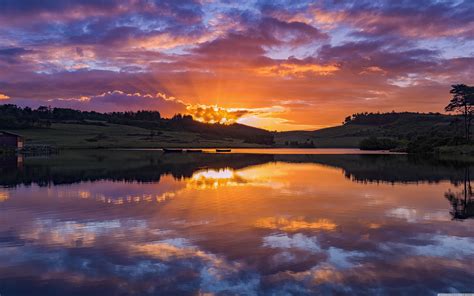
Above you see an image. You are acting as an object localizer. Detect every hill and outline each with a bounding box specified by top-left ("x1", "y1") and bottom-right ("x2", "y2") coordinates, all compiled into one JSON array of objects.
[
  {"x1": 276, "y1": 112, "x2": 466, "y2": 151},
  {"x1": 2, "y1": 105, "x2": 471, "y2": 152},
  {"x1": 0, "y1": 104, "x2": 274, "y2": 148}
]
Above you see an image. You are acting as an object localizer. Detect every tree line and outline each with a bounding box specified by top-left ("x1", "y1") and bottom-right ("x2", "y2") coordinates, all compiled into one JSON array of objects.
[
  {"x1": 0, "y1": 104, "x2": 166, "y2": 128},
  {"x1": 343, "y1": 111, "x2": 446, "y2": 126}
]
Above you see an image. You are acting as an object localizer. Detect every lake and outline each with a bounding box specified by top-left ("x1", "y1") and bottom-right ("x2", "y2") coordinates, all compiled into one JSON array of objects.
[{"x1": 0, "y1": 150, "x2": 473, "y2": 295}]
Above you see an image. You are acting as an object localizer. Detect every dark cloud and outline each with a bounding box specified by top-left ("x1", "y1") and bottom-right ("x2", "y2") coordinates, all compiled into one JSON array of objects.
[
  {"x1": 317, "y1": 41, "x2": 440, "y2": 76},
  {"x1": 0, "y1": 0, "x2": 203, "y2": 20},
  {"x1": 0, "y1": 0, "x2": 119, "y2": 14},
  {"x1": 323, "y1": 0, "x2": 474, "y2": 39},
  {"x1": 0, "y1": 47, "x2": 34, "y2": 64}
]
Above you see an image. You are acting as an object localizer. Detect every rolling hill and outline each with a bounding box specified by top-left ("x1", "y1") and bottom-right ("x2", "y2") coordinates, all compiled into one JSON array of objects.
[
  {"x1": 0, "y1": 104, "x2": 274, "y2": 149},
  {"x1": 276, "y1": 112, "x2": 464, "y2": 148}
]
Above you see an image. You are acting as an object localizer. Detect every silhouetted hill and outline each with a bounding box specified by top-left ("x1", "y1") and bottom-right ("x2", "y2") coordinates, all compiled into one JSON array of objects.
[{"x1": 276, "y1": 112, "x2": 465, "y2": 150}]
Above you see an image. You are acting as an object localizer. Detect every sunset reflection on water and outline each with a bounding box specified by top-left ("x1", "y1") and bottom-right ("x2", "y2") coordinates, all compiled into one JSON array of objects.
[{"x1": 0, "y1": 152, "x2": 473, "y2": 295}]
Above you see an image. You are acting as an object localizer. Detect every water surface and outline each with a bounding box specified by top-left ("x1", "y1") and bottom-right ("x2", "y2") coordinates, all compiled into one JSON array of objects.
[
  {"x1": 0, "y1": 151, "x2": 473, "y2": 295},
  {"x1": 125, "y1": 148, "x2": 403, "y2": 154}
]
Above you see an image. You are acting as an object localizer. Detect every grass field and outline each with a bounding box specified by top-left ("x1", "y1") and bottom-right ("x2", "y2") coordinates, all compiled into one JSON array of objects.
[
  {"x1": 4, "y1": 122, "x2": 382, "y2": 149},
  {"x1": 275, "y1": 125, "x2": 374, "y2": 148},
  {"x1": 276, "y1": 114, "x2": 460, "y2": 149},
  {"x1": 6, "y1": 113, "x2": 469, "y2": 151},
  {"x1": 7, "y1": 123, "x2": 266, "y2": 149}
]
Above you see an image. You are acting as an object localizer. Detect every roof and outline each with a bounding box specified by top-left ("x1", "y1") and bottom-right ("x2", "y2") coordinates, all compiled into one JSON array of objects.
[{"x1": 0, "y1": 131, "x2": 24, "y2": 138}]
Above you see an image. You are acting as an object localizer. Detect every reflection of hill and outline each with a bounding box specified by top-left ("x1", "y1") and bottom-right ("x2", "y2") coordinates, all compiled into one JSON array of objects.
[
  {"x1": 1, "y1": 152, "x2": 472, "y2": 187},
  {"x1": 273, "y1": 154, "x2": 470, "y2": 184},
  {"x1": 0, "y1": 151, "x2": 274, "y2": 187}
]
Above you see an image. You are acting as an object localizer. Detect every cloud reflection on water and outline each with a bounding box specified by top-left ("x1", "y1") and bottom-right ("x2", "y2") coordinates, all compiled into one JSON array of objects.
[{"x1": 0, "y1": 153, "x2": 473, "y2": 294}]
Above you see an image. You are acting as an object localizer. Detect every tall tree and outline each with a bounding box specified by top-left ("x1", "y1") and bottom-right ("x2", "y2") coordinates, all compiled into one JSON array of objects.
[{"x1": 445, "y1": 84, "x2": 474, "y2": 141}]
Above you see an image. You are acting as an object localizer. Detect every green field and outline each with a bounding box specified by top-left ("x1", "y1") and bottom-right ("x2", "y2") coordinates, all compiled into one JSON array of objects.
[
  {"x1": 6, "y1": 112, "x2": 472, "y2": 152},
  {"x1": 7, "y1": 123, "x2": 266, "y2": 149},
  {"x1": 276, "y1": 112, "x2": 460, "y2": 149},
  {"x1": 12, "y1": 122, "x2": 367, "y2": 149},
  {"x1": 275, "y1": 125, "x2": 376, "y2": 148}
]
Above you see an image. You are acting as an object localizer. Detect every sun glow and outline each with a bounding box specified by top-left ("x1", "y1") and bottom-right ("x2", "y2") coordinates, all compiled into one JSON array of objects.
[
  {"x1": 188, "y1": 168, "x2": 246, "y2": 189},
  {"x1": 186, "y1": 104, "x2": 247, "y2": 125}
]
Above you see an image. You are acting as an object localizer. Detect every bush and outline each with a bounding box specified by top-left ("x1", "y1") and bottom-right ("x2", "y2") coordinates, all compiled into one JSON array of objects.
[
  {"x1": 359, "y1": 137, "x2": 399, "y2": 150},
  {"x1": 406, "y1": 136, "x2": 468, "y2": 153}
]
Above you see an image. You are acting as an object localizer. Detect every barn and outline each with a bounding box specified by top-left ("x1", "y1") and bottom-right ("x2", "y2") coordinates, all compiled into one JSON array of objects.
[{"x1": 0, "y1": 131, "x2": 24, "y2": 149}]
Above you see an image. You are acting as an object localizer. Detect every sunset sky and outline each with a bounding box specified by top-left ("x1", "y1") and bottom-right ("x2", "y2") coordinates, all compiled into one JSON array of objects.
[{"x1": 0, "y1": 0, "x2": 473, "y2": 130}]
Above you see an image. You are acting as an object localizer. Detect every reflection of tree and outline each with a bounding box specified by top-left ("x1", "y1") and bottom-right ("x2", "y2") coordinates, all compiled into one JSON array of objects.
[
  {"x1": 3, "y1": 153, "x2": 472, "y2": 188},
  {"x1": 445, "y1": 168, "x2": 474, "y2": 220},
  {"x1": 0, "y1": 151, "x2": 274, "y2": 187}
]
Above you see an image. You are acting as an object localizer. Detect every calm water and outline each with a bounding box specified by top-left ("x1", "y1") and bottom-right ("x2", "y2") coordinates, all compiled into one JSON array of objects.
[
  {"x1": 0, "y1": 151, "x2": 473, "y2": 295},
  {"x1": 126, "y1": 148, "x2": 403, "y2": 154}
]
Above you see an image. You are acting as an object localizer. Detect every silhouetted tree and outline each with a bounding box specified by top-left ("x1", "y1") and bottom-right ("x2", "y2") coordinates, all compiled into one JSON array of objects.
[
  {"x1": 343, "y1": 116, "x2": 352, "y2": 125},
  {"x1": 445, "y1": 84, "x2": 474, "y2": 141}
]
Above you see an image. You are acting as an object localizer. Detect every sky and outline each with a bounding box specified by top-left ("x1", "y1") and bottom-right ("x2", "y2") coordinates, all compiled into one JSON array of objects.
[{"x1": 0, "y1": 0, "x2": 473, "y2": 131}]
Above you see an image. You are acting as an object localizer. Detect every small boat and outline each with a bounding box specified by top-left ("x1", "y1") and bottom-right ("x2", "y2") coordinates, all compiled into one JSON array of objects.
[
  {"x1": 216, "y1": 149, "x2": 231, "y2": 152},
  {"x1": 185, "y1": 149, "x2": 203, "y2": 153},
  {"x1": 163, "y1": 148, "x2": 183, "y2": 153}
]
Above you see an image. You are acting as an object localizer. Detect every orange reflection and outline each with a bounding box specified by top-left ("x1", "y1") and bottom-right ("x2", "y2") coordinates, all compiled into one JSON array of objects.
[
  {"x1": 186, "y1": 165, "x2": 287, "y2": 190},
  {"x1": 255, "y1": 217, "x2": 337, "y2": 232},
  {"x1": 0, "y1": 191, "x2": 8, "y2": 202},
  {"x1": 56, "y1": 189, "x2": 175, "y2": 205},
  {"x1": 133, "y1": 241, "x2": 230, "y2": 269},
  {"x1": 192, "y1": 168, "x2": 235, "y2": 180},
  {"x1": 20, "y1": 220, "x2": 120, "y2": 247},
  {"x1": 188, "y1": 168, "x2": 247, "y2": 189}
]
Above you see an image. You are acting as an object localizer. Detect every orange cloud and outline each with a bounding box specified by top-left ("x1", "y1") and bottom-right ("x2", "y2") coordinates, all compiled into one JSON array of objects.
[
  {"x1": 186, "y1": 104, "x2": 286, "y2": 125},
  {"x1": 132, "y1": 32, "x2": 215, "y2": 51},
  {"x1": 256, "y1": 63, "x2": 339, "y2": 77},
  {"x1": 186, "y1": 104, "x2": 249, "y2": 124},
  {"x1": 0, "y1": 93, "x2": 10, "y2": 100},
  {"x1": 360, "y1": 66, "x2": 387, "y2": 75}
]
